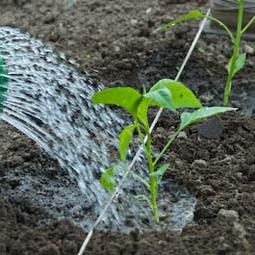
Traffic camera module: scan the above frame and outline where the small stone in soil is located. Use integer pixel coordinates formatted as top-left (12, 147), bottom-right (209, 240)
top-left (197, 117), bottom-right (223, 139)
top-left (177, 131), bottom-right (187, 140)
top-left (248, 165), bottom-right (255, 181)
top-left (192, 159), bottom-right (207, 168)
top-left (217, 209), bottom-right (239, 224)
top-left (244, 44), bottom-right (255, 55)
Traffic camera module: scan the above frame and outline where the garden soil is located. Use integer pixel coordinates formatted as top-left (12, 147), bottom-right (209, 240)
top-left (1, 0), bottom-right (255, 254)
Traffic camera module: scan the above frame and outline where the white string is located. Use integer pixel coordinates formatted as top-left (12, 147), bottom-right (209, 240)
top-left (77, 8), bottom-right (211, 255)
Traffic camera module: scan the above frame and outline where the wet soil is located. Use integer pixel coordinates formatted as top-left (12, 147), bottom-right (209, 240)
top-left (0, 0), bottom-right (255, 254)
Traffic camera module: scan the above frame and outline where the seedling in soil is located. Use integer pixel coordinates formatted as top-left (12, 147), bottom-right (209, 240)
top-left (92, 79), bottom-right (235, 223)
top-left (157, 0), bottom-right (255, 106)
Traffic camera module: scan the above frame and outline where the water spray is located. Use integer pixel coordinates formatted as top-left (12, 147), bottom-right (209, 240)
top-left (0, 27), bottom-right (196, 235)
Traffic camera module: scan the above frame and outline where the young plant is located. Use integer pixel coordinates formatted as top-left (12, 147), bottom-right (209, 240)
top-left (157, 1), bottom-right (255, 106)
top-left (92, 79), bottom-right (235, 223)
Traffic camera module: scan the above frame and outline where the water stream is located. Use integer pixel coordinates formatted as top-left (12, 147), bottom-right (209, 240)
top-left (0, 26), bottom-right (196, 232)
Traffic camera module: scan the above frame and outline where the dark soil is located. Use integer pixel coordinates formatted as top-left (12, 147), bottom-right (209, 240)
top-left (1, 0), bottom-right (255, 254)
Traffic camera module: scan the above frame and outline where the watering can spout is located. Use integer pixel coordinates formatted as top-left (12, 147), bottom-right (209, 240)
top-left (0, 57), bottom-right (8, 113)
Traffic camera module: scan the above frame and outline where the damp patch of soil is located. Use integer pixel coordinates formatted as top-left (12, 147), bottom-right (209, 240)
top-left (0, 0), bottom-right (255, 254)
top-left (1, 112), bottom-right (255, 255)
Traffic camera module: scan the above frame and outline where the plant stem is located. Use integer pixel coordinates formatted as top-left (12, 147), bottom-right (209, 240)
top-left (223, 0), bottom-right (244, 106)
top-left (135, 120), bottom-right (159, 223)
top-left (145, 132), bottom-right (159, 224)
top-left (241, 16), bottom-right (255, 34)
top-left (205, 15), bottom-right (235, 43)
top-left (148, 128), bottom-right (182, 223)
top-left (153, 129), bottom-right (181, 166)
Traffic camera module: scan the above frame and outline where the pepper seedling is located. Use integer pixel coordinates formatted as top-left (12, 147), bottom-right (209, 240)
top-left (157, 0), bottom-right (255, 106)
top-left (92, 79), bottom-right (235, 223)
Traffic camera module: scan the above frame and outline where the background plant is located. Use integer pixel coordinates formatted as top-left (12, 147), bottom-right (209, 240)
top-left (92, 79), bottom-right (235, 223)
top-left (157, 0), bottom-right (255, 106)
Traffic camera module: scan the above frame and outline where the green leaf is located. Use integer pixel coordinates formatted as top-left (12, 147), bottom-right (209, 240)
top-left (136, 98), bottom-right (150, 127)
top-left (100, 166), bottom-right (116, 192)
top-left (92, 87), bottom-right (142, 116)
top-left (227, 53), bottom-right (246, 78)
top-left (119, 124), bottom-right (136, 162)
top-left (144, 87), bottom-right (175, 111)
top-left (150, 164), bottom-right (169, 184)
top-left (179, 106), bottom-right (237, 130)
top-left (156, 10), bottom-right (234, 43)
top-left (157, 10), bottom-right (204, 31)
top-left (137, 79), bottom-right (202, 127)
top-left (150, 79), bottom-right (202, 109)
